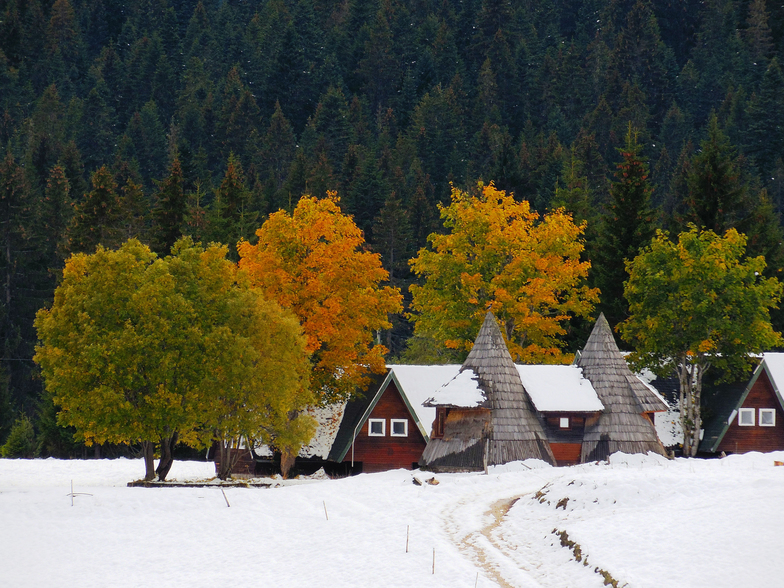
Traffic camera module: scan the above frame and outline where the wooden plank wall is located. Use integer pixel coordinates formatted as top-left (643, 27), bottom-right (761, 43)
top-left (719, 372), bottom-right (784, 454)
top-left (343, 381), bottom-right (427, 472)
top-left (551, 443), bottom-right (581, 466)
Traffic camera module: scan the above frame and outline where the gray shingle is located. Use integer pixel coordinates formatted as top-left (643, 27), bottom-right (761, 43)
top-left (421, 312), bottom-right (556, 469)
top-left (578, 314), bottom-right (666, 461)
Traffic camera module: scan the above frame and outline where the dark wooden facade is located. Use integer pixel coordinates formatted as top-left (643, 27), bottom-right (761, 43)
top-left (541, 412), bottom-right (601, 466)
top-left (211, 446), bottom-right (255, 477)
top-left (341, 380), bottom-right (428, 473)
top-left (718, 370), bottom-right (784, 454)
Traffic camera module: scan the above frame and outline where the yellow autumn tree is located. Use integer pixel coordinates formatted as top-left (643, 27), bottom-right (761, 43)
top-left (238, 193), bottom-right (403, 404)
top-left (34, 238), bottom-right (314, 482)
top-left (409, 182), bottom-right (599, 363)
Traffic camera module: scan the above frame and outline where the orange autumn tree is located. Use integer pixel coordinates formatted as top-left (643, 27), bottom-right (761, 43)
top-left (238, 194), bottom-right (402, 404)
top-left (409, 182), bottom-right (599, 363)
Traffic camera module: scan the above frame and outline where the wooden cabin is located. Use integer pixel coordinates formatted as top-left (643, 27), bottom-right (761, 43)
top-left (418, 313), bottom-right (667, 472)
top-left (235, 369), bottom-right (435, 477)
top-left (327, 369), bottom-right (431, 473)
top-left (700, 353), bottom-right (784, 455)
top-left (516, 364), bottom-right (604, 466)
top-left (419, 312), bottom-right (556, 471)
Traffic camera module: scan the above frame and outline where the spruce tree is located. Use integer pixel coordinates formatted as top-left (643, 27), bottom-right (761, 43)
top-left (150, 157), bottom-right (186, 256)
top-left (594, 125), bottom-right (656, 329)
top-left (745, 58), bottom-right (784, 178)
top-left (682, 113), bottom-right (746, 233)
top-left (66, 165), bottom-right (123, 254)
top-left (39, 164), bottom-right (72, 264)
top-left (209, 154), bottom-right (257, 259)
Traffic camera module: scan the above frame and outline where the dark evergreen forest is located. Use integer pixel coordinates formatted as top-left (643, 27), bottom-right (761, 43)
top-left (2, 0), bottom-right (784, 453)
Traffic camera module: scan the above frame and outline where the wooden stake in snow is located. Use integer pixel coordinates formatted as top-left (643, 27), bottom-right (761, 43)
top-left (66, 480), bottom-right (92, 507)
top-left (323, 500), bottom-right (329, 520)
top-left (475, 571), bottom-right (479, 587)
top-left (432, 548), bottom-right (435, 574)
top-left (406, 525), bottom-right (409, 553)
top-left (221, 488), bottom-right (230, 507)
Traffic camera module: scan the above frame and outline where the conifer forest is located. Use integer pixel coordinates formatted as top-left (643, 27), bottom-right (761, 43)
top-left (3, 0), bottom-right (784, 455)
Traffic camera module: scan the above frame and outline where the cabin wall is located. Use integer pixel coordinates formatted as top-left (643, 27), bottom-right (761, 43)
top-left (213, 447), bottom-right (255, 477)
top-left (343, 381), bottom-right (427, 472)
top-left (718, 373), bottom-right (784, 454)
top-left (551, 443), bottom-right (582, 466)
top-left (541, 412), bottom-right (597, 466)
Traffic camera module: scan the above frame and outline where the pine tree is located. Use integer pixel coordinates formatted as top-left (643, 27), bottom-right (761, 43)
top-left (209, 154), bottom-right (257, 259)
top-left (594, 125), bottom-right (656, 329)
top-left (682, 113), bottom-right (746, 233)
top-left (39, 164), bottom-right (72, 264)
top-left (79, 79), bottom-right (118, 171)
top-left (217, 67), bottom-right (261, 164)
top-left (125, 100), bottom-right (167, 185)
top-left (45, 0), bottom-right (85, 98)
top-left (150, 157), bottom-right (186, 256)
top-left (743, 0), bottom-right (774, 65)
top-left (66, 165), bottom-right (123, 254)
top-left (611, 0), bottom-right (674, 121)
top-left (745, 58), bottom-right (784, 178)
top-left (256, 101), bottom-right (296, 211)
top-left (26, 84), bottom-right (67, 191)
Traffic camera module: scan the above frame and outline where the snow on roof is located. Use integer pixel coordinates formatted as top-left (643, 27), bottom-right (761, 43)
top-left (298, 403), bottom-right (346, 459)
top-left (515, 364), bottom-right (604, 412)
top-left (763, 352), bottom-right (784, 396)
top-left (422, 368), bottom-right (487, 408)
top-left (388, 365), bottom-right (460, 431)
top-left (254, 403), bottom-right (346, 460)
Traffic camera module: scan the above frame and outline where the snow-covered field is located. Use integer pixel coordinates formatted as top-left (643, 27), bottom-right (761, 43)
top-left (2, 452), bottom-right (783, 588)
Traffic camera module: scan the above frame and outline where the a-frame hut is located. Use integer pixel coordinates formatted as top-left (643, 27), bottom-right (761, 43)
top-left (577, 313), bottom-right (667, 461)
top-left (419, 312), bottom-right (556, 471)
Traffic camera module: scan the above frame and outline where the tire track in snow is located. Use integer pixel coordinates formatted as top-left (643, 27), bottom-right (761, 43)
top-left (442, 482), bottom-right (606, 588)
top-left (443, 490), bottom-right (543, 588)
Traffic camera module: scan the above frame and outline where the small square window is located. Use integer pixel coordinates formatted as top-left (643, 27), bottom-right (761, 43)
top-left (391, 419), bottom-right (408, 437)
top-left (738, 408), bottom-right (755, 426)
top-left (759, 408), bottom-right (776, 427)
top-left (368, 418), bottom-right (385, 436)
top-left (559, 417), bottom-right (570, 429)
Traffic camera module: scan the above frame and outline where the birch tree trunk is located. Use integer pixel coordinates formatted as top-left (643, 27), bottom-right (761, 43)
top-left (678, 357), bottom-right (707, 457)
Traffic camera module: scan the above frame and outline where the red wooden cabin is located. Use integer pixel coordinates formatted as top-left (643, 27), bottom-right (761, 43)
top-left (701, 353), bottom-right (784, 455)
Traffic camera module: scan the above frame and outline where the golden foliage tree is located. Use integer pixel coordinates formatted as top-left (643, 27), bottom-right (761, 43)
top-left (409, 182), bottom-right (599, 363)
top-left (238, 193), bottom-right (402, 404)
top-left (35, 238), bottom-right (313, 481)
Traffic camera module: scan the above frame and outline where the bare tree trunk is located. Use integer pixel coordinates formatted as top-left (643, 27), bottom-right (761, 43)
top-left (142, 441), bottom-right (155, 481)
top-left (156, 432), bottom-right (178, 481)
top-left (280, 449), bottom-right (296, 479)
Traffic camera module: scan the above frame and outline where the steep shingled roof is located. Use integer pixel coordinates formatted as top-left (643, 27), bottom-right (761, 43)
top-left (577, 313), bottom-right (666, 461)
top-left (420, 312), bottom-right (556, 469)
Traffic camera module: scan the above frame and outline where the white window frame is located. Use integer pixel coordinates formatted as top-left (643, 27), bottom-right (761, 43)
top-left (559, 417), bottom-right (570, 429)
top-left (738, 408), bottom-right (755, 426)
top-left (390, 419), bottom-right (408, 437)
top-left (759, 408), bottom-right (776, 427)
top-left (368, 418), bottom-right (385, 436)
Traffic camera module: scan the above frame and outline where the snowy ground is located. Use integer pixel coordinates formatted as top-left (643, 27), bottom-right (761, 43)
top-left (2, 452), bottom-right (783, 588)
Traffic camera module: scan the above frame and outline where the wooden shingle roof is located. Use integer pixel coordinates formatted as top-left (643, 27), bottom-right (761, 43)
top-left (420, 312), bottom-right (556, 469)
top-left (577, 313), bottom-right (666, 461)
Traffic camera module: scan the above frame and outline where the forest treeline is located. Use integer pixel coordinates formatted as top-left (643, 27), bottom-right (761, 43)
top-left (3, 0), bottom-right (784, 453)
